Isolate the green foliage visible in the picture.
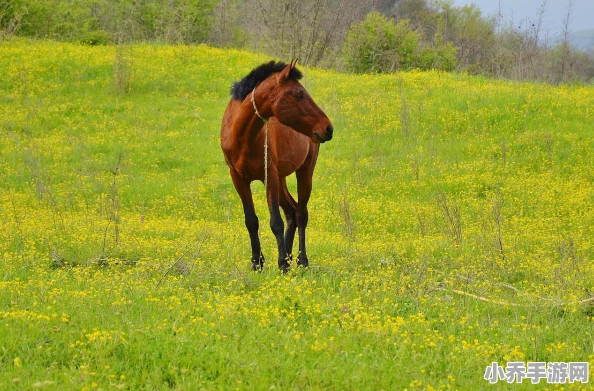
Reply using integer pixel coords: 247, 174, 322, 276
342, 11, 457, 74
548, 43, 594, 84
444, 4, 496, 73
418, 18, 457, 71
7, 0, 216, 44
342, 12, 420, 73
208, 0, 246, 47
0, 1, 24, 38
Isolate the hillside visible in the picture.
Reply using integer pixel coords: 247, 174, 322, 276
1, 40, 593, 389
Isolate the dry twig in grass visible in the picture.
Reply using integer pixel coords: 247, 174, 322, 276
438, 284, 594, 308
156, 233, 209, 288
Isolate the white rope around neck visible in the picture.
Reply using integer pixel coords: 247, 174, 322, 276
251, 87, 270, 190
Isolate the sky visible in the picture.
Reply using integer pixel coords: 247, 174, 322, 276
451, 0, 594, 34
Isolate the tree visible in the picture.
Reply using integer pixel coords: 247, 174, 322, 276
557, 0, 572, 83
243, 0, 368, 67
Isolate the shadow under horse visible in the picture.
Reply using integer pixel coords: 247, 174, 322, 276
221, 60, 334, 272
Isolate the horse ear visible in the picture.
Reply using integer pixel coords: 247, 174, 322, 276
279, 61, 293, 83
279, 59, 299, 83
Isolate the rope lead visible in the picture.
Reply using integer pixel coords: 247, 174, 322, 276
251, 87, 269, 190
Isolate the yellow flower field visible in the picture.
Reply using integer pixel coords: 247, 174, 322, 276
0, 39, 593, 389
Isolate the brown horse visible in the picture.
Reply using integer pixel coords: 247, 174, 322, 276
221, 60, 333, 272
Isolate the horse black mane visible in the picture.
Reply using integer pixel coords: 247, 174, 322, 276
231, 61, 303, 101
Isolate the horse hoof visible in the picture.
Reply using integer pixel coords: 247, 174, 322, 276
251, 256, 264, 271
279, 264, 290, 274
296, 257, 309, 268
278, 254, 292, 274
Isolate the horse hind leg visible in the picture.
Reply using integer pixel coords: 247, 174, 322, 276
295, 169, 313, 268
279, 177, 297, 259
230, 170, 264, 271
266, 171, 291, 272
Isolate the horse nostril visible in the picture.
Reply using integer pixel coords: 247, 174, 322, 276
326, 125, 334, 138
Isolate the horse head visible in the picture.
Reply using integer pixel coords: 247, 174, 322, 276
256, 60, 334, 143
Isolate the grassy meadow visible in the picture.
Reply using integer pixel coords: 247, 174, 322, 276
1, 39, 594, 389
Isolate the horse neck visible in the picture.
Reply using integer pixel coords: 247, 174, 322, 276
232, 95, 272, 147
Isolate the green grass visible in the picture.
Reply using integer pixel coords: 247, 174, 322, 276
1, 38, 593, 390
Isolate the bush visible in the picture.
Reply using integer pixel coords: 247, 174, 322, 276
418, 18, 457, 72
342, 11, 457, 74
342, 12, 419, 73
81, 28, 111, 45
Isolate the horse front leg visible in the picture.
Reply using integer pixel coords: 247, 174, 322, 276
230, 171, 264, 271
266, 171, 290, 272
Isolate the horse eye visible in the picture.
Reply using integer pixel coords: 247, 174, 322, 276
294, 91, 303, 101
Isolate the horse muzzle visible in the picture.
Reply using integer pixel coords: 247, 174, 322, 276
313, 125, 333, 143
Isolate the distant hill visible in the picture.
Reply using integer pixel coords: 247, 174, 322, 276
550, 29, 594, 52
